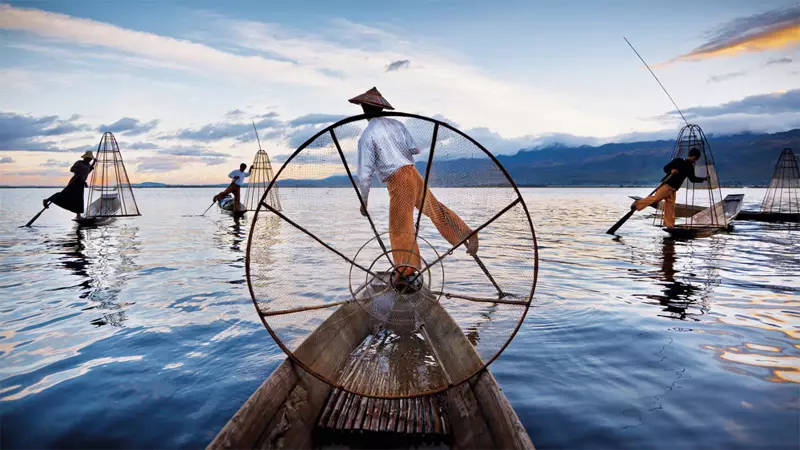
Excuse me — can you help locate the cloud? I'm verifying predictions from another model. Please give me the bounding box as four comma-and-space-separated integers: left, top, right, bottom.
134, 158, 183, 173
0, 156, 13, 163
664, 89, 800, 119
707, 71, 748, 83
0, 111, 90, 151
663, 6, 800, 64
0, 4, 335, 87
97, 117, 160, 135
766, 57, 793, 65
40, 158, 71, 167
133, 146, 229, 173
174, 116, 282, 142
225, 109, 246, 118
128, 142, 159, 150
386, 60, 410, 72
288, 114, 347, 127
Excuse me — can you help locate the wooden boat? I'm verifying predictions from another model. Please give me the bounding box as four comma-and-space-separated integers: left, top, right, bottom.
734, 211, 800, 223
73, 193, 120, 226
735, 149, 799, 223
663, 194, 744, 238
628, 195, 705, 218
208, 273, 534, 449
218, 196, 246, 217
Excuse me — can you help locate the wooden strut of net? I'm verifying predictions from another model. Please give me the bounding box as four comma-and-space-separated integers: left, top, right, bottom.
85, 132, 141, 218
761, 148, 799, 214
243, 122, 281, 212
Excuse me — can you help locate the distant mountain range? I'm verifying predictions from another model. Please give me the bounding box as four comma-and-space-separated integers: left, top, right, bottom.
277, 128, 800, 188
4, 129, 796, 189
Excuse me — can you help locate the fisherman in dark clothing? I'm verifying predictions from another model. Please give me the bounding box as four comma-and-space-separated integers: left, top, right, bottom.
43, 151, 96, 218
633, 147, 709, 227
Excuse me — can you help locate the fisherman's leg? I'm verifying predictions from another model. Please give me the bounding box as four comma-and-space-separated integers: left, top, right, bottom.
233, 186, 241, 212
213, 183, 235, 202
633, 185, 673, 211
413, 171, 476, 252
387, 167, 419, 276
663, 188, 677, 228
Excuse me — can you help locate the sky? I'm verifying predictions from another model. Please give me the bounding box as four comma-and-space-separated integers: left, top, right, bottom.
0, 0, 798, 185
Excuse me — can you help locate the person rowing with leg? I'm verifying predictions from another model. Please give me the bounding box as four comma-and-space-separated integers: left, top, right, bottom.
213, 163, 250, 213
42, 151, 96, 219
350, 87, 478, 291
632, 147, 708, 227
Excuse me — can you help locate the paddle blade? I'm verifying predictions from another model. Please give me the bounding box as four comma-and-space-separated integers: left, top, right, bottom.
606, 209, 636, 235
23, 207, 47, 227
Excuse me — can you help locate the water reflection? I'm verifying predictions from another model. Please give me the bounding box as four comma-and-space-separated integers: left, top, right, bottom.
46, 224, 141, 327
213, 215, 246, 256
653, 238, 703, 321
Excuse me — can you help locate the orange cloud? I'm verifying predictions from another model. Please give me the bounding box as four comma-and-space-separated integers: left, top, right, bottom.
659, 7, 800, 65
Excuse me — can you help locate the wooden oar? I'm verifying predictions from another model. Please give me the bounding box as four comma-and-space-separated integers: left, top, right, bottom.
471, 253, 505, 298
200, 201, 216, 216
23, 206, 48, 227
606, 174, 672, 235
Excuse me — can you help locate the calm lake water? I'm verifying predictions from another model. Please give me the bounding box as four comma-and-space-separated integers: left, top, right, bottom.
0, 187, 798, 449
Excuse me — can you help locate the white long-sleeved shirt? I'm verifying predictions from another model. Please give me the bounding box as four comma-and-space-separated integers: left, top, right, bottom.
356, 117, 421, 204
229, 169, 250, 186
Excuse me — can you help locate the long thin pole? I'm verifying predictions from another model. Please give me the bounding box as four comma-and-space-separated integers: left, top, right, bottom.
23, 207, 47, 227
200, 201, 215, 216
252, 121, 262, 150
623, 37, 689, 127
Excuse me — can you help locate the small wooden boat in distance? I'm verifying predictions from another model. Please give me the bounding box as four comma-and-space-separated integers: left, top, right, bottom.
208, 274, 535, 449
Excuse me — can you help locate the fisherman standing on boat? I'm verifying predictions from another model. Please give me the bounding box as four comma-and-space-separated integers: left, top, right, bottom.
350, 87, 478, 288
632, 148, 708, 227
213, 163, 250, 213
42, 150, 95, 219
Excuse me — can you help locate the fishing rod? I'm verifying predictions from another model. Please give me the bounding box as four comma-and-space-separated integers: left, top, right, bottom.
623, 36, 689, 127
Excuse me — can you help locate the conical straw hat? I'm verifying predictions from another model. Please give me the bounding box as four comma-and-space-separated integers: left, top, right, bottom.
348, 87, 394, 110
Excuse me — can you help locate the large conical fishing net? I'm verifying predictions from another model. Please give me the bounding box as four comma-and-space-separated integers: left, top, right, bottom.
761, 148, 799, 214
246, 113, 538, 398
654, 124, 726, 230
243, 149, 281, 211
85, 132, 140, 218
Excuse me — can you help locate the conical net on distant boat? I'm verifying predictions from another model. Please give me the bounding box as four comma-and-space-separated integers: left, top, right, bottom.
85, 132, 140, 218
761, 148, 799, 214
246, 113, 538, 399
654, 124, 727, 230
244, 149, 281, 212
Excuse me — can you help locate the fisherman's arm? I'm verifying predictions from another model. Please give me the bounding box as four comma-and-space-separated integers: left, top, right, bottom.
664, 158, 679, 175
688, 167, 708, 183
356, 139, 376, 214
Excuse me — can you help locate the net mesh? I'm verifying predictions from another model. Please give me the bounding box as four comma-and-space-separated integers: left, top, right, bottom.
247, 113, 537, 398
244, 149, 281, 212
653, 124, 726, 229
85, 132, 140, 218
761, 148, 799, 214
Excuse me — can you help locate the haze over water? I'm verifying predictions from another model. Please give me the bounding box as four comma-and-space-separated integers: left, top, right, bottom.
0, 187, 798, 449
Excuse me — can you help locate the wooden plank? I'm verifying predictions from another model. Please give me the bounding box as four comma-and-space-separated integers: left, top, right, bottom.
470, 370, 536, 450
255, 368, 331, 450
207, 359, 297, 450
446, 383, 494, 449
209, 298, 371, 449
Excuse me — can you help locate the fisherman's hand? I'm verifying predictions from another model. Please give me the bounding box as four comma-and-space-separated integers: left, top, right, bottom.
670, 169, 679, 175
360, 204, 368, 217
